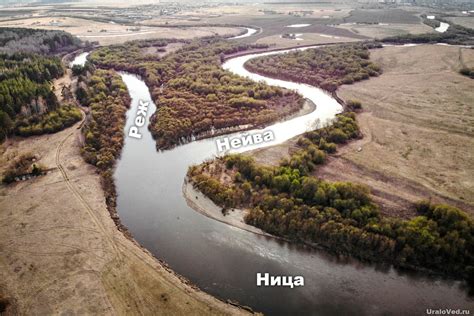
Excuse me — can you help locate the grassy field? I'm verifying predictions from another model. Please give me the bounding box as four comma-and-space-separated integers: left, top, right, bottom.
255, 32, 360, 48
343, 9, 421, 24
250, 45, 474, 219
333, 45, 474, 217
142, 9, 368, 43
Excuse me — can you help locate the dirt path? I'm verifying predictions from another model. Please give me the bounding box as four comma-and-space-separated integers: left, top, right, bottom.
53, 69, 74, 103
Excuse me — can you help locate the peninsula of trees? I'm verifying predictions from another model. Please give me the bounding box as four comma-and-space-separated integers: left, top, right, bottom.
89, 38, 303, 150
245, 44, 382, 92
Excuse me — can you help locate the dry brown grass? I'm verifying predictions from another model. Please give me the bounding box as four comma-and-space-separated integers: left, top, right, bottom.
333, 45, 474, 216
255, 33, 360, 48
0, 120, 248, 315
446, 16, 474, 30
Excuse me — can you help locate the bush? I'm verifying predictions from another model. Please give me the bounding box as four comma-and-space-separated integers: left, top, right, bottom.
2, 153, 42, 184
460, 67, 474, 79
347, 100, 362, 110
15, 105, 82, 137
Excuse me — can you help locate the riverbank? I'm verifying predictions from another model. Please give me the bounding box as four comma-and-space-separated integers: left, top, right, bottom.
183, 180, 273, 238
228, 44, 474, 218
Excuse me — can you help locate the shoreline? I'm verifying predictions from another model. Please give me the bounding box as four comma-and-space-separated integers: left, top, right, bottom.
180, 97, 317, 242
183, 180, 275, 239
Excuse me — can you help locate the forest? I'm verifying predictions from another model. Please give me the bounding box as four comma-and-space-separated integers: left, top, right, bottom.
245, 43, 382, 93
89, 38, 303, 149
188, 112, 474, 284
79, 68, 130, 221
0, 27, 82, 55
0, 28, 86, 141
0, 52, 80, 141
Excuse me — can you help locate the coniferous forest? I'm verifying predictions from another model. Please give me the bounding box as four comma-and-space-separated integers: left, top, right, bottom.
0, 28, 83, 141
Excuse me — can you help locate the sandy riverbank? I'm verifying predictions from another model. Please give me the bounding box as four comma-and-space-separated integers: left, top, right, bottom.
183, 181, 273, 238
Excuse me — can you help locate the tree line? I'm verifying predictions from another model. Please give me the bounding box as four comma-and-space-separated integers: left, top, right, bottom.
0, 28, 85, 141
0, 52, 74, 141
382, 18, 474, 46
460, 67, 474, 79
79, 67, 130, 223
89, 38, 303, 150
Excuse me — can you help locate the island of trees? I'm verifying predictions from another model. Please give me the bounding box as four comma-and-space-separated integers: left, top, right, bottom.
89, 38, 303, 150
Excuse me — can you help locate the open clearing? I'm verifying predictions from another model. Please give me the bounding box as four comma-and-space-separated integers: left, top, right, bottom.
0, 16, 241, 45
0, 120, 247, 315
335, 45, 474, 217
250, 45, 474, 219
150, 2, 352, 22
446, 16, 474, 30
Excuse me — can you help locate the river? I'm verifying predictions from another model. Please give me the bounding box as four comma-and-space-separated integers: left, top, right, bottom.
230, 27, 258, 39
72, 48, 472, 315
70, 52, 89, 67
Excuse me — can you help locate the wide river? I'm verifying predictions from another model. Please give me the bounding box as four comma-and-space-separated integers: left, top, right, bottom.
74, 48, 473, 314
